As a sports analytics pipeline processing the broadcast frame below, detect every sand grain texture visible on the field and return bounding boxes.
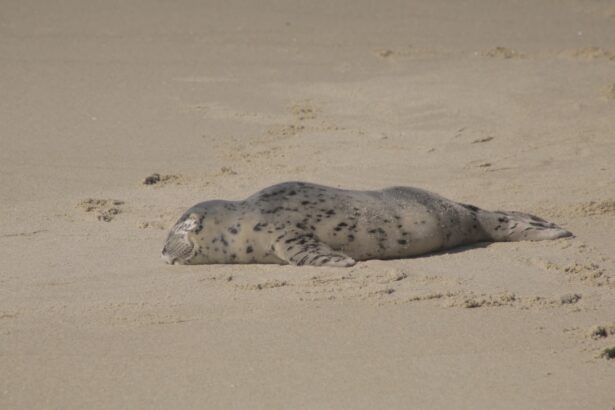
[1,0,615,409]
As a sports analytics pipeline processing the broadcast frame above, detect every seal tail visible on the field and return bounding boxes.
[475,209,573,242]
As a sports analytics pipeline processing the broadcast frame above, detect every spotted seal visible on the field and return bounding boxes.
[161,181,572,267]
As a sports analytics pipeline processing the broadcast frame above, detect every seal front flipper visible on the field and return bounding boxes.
[273,231,356,267]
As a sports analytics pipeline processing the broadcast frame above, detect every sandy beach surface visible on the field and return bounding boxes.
[2,0,615,408]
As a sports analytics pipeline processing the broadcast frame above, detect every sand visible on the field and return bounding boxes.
[1,0,614,408]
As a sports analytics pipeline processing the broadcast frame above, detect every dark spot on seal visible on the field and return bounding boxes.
[288,190,297,196]
[253,222,268,231]
[348,234,355,241]
[228,227,238,234]
[368,228,386,236]
[301,200,311,205]
[498,217,509,223]
[397,239,407,245]
[246,246,253,253]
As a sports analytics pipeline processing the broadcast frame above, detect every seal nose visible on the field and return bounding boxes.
[161,249,176,264]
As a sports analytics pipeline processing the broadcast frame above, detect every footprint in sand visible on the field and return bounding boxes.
[480,47,525,59]
[77,199,124,222]
[142,173,184,186]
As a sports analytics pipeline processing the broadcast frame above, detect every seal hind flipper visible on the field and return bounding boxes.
[478,210,573,242]
[273,231,356,267]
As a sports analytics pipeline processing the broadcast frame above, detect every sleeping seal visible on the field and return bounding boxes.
[162,181,572,267]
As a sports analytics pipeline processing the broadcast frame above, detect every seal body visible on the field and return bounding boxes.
[162,181,572,267]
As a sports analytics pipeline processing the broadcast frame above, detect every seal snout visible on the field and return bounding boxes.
[161,220,197,265]
[161,246,177,265]
[161,234,195,265]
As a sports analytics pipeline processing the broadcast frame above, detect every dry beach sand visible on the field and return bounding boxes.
[1,0,615,408]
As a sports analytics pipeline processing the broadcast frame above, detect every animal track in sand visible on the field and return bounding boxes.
[0,230,47,238]
[373,46,438,59]
[137,221,166,230]
[446,291,518,308]
[142,173,184,186]
[527,258,611,287]
[202,267,571,310]
[472,136,494,144]
[77,199,124,222]
[95,302,194,327]
[558,47,615,61]
[587,324,615,340]
[480,47,525,59]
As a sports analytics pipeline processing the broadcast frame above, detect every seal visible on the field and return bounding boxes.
[161,181,572,267]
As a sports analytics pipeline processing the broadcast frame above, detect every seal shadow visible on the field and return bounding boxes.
[416,242,494,259]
